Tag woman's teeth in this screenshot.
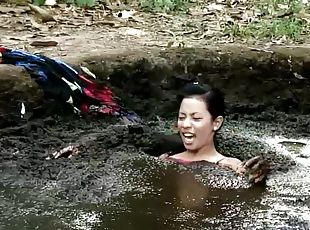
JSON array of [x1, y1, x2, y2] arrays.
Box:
[[183, 133, 194, 142]]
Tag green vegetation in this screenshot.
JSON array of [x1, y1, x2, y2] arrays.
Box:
[[226, 18, 307, 41], [32, 0, 45, 5], [137, 0, 310, 40], [258, 0, 303, 16], [225, 0, 310, 41], [74, 0, 96, 7], [33, 0, 186, 11], [139, 0, 187, 12]]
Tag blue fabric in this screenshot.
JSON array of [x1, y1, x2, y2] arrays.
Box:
[[0, 47, 143, 123]]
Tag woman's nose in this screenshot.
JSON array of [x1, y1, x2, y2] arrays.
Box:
[[182, 118, 192, 128]]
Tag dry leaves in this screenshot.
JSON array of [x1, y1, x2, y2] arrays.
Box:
[[0, 5, 28, 14], [0, 0, 309, 53], [0, 2, 140, 51]]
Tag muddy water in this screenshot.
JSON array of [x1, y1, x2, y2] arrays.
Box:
[[0, 116, 309, 230]]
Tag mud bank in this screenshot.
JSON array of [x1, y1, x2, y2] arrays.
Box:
[[1, 45, 310, 125], [71, 46, 309, 140], [76, 45, 310, 117]]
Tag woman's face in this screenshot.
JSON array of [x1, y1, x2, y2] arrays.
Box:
[[177, 97, 221, 152]]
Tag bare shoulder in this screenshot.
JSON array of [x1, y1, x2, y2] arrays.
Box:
[[221, 157, 242, 165], [159, 151, 183, 159], [168, 151, 188, 160]]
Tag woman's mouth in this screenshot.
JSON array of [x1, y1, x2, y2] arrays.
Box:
[[182, 132, 195, 144]]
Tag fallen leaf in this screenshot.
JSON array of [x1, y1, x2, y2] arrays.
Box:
[[123, 28, 146, 36], [9, 37, 26, 41], [278, 4, 289, 10], [297, 9, 310, 23], [207, 3, 225, 11], [29, 17, 49, 31]]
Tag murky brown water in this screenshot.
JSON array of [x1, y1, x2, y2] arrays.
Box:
[[0, 117, 309, 230]]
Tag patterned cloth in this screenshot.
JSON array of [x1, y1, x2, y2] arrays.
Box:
[[0, 46, 142, 123]]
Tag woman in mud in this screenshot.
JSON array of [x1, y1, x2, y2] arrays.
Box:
[[49, 81, 268, 183], [159, 83, 268, 183]]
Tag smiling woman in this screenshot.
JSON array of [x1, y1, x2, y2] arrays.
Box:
[[160, 83, 269, 184]]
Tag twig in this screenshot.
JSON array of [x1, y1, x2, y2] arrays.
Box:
[[247, 47, 274, 53], [93, 20, 116, 26], [158, 29, 176, 38], [276, 11, 294, 18], [180, 30, 199, 35]]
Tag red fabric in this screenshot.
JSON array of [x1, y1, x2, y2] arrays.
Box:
[[78, 74, 120, 114], [0, 48, 122, 116], [0, 46, 5, 64], [80, 103, 89, 114], [0, 46, 6, 53]]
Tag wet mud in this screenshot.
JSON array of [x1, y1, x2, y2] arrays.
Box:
[[0, 46, 309, 229], [0, 111, 297, 200], [0, 103, 309, 229]]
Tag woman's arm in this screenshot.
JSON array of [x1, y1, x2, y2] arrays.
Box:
[[218, 156, 270, 184]]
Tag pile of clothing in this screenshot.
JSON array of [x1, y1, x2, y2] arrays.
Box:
[[0, 46, 141, 123]]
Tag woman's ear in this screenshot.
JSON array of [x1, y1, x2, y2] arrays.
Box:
[[213, 116, 224, 131]]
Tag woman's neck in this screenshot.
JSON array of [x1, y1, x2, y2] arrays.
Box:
[[184, 142, 222, 162]]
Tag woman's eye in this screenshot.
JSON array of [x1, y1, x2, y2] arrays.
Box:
[[193, 117, 202, 121], [178, 117, 185, 121]]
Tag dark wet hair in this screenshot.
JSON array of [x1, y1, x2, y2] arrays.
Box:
[[178, 83, 225, 120]]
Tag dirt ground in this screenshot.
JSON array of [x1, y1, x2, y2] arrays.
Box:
[[0, 3, 197, 57], [1, 2, 310, 60]]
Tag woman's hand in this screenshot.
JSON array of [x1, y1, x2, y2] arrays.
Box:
[[237, 156, 270, 184]]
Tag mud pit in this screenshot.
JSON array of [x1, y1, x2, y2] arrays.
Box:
[[1, 47, 310, 229]]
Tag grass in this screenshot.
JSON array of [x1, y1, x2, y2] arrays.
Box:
[[226, 18, 307, 41], [225, 0, 310, 41], [139, 0, 187, 12], [137, 0, 309, 40], [32, 0, 184, 11], [257, 0, 303, 16]]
